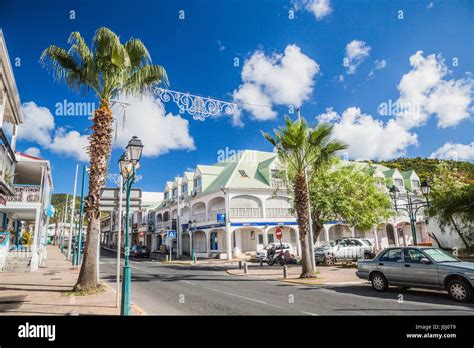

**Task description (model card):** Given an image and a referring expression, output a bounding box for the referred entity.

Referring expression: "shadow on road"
[301,284,474,309]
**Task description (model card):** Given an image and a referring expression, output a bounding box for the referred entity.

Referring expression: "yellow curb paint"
[101,282,147,315]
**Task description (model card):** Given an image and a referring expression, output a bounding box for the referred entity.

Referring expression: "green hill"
[375,157,474,183]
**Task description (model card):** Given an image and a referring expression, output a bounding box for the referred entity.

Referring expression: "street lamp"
[188,219,197,262]
[120,136,143,316]
[389,181,431,246]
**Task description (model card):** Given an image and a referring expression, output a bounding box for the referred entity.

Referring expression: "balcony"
[163,220,172,229]
[230,207,263,218]
[6,185,41,204]
[191,212,206,223]
[155,221,163,229]
[208,209,225,222]
[270,178,286,188]
[0,131,16,195]
[266,208,294,218]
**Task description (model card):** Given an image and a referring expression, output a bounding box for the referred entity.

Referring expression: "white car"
[314,238,375,265]
[256,243,294,260]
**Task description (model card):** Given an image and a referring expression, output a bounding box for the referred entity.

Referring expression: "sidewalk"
[227,263,366,286]
[0,245,144,315]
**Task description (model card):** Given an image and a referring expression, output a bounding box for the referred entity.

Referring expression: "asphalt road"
[99,248,474,316]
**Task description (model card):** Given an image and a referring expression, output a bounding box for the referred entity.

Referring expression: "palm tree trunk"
[294,171,316,278]
[75,103,113,291]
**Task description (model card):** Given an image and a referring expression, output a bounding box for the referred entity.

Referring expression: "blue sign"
[217,213,226,223]
[167,230,176,239]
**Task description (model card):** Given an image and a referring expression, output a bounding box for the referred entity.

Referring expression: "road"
[99,249,474,315]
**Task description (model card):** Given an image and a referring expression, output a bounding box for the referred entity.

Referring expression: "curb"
[226,269,365,287]
[101,282,147,316]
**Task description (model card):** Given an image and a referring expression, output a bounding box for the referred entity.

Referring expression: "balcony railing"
[191,212,207,223]
[163,220,172,229]
[0,137,16,193]
[155,221,163,229]
[230,207,263,218]
[208,208,225,221]
[270,178,286,188]
[7,185,41,204]
[266,208,294,218]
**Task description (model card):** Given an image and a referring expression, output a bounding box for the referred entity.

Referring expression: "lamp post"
[120,136,144,316]
[389,180,431,246]
[188,219,197,262]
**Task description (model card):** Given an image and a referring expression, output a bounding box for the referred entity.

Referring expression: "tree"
[262,117,347,278]
[429,162,474,250]
[308,160,393,240]
[40,28,168,290]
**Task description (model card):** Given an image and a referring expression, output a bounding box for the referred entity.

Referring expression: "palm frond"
[124,38,151,68]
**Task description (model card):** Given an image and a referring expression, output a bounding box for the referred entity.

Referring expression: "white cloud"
[430,142,474,162]
[48,128,90,162]
[302,0,332,20]
[233,44,319,123]
[17,102,55,146]
[112,94,195,157]
[369,59,387,77]
[316,107,340,123]
[427,2,434,9]
[24,147,41,158]
[344,40,371,74]
[317,107,418,160]
[395,51,473,129]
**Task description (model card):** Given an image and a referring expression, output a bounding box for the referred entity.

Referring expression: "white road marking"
[182,280,196,285]
[301,311,319,316]
[208,288,285,309]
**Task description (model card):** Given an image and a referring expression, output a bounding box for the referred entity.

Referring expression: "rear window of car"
[379,248,402,262]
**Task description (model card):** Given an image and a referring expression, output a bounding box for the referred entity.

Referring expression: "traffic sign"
[275,227,283,240]
[167,230,176,239]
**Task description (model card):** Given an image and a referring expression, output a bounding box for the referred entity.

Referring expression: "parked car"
[256,243,294,260]
[130,245,151,258]
[315,238,375,265]
[356,246,474,303]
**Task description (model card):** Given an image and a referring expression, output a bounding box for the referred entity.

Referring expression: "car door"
[334,239,348,259]
[403,248,439,286]
[351,239,365,259]
[377,248,404,283]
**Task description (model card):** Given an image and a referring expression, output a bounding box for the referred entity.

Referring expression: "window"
[164,192,169,200]
[423,248,460,263]
[351,240,363,246]
[250,231,255,240]
[172,188,177,198]
[210,232,218,251]
[268,234,275,244]
[238,170,249,177]
[379,248,402,262]
[271,169,280,178]
[182,183,188,194]
[394,179,404,187]
[194,177,202,188]
[258,234,264,244]
[411,180,420,189]
[404,248,426,263]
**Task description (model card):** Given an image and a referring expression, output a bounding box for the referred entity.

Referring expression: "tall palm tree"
[262,116,347,278]
[40,28,168,290]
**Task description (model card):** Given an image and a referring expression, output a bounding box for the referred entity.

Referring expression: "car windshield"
[320,241,336,248]
[264,244,275,250]
[423,248,460,262]
[363,239,373,246]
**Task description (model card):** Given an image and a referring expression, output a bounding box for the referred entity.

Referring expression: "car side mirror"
[420,257,431,265]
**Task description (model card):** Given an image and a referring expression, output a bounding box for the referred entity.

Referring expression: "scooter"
[266,248,285,266]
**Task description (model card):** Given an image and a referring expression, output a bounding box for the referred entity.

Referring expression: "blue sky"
[0,0,473,194]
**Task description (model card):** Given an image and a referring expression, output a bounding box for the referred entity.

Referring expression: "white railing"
[208,208,225,221]
[155,221,163,229]
[230,207,263,218]
[270,178,286,188]
[0,143,15,190]
[163,220,172,229]
[191,212,207,223]
[7,185,41,203]
[265,208,294,218]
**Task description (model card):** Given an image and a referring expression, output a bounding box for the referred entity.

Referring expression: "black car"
[130,245,151,258]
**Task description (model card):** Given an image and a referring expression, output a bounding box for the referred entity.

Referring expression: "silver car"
[356,246,474,302]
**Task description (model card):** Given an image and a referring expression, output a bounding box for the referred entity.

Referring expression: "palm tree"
[40,28,168,290]
[262,116,347,278]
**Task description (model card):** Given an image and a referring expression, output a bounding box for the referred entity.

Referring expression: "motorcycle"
[266,247,285,266]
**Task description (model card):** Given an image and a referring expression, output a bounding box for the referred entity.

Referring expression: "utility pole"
[67,164,79,262]
[116,174,123,308]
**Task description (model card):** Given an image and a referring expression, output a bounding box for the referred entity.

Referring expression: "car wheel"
[371,272,388,292]
[324,255,335,266]
[447,279,473,303]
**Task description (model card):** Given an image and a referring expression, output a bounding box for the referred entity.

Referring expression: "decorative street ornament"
[153,87,237,121]
[107,173,142,187]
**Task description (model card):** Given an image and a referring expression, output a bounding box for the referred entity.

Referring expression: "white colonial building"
[0,31,54,272]
[148,150,299,260]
